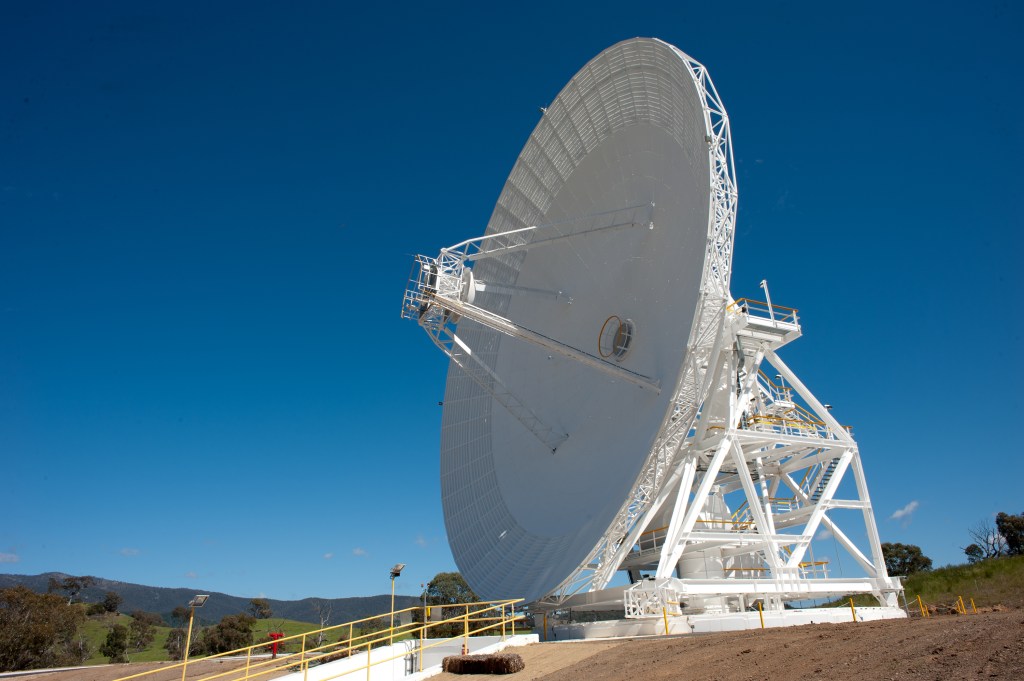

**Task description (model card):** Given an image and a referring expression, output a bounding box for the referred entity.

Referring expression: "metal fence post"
[301,633,308,681]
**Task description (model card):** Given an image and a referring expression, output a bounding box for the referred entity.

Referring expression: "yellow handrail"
[112,599,523,681]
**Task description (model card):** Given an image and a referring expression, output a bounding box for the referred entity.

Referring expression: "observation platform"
[730,298,801,348]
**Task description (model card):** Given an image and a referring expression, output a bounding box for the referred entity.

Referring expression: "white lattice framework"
[614,299,902,615]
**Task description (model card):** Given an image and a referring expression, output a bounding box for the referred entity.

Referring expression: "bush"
[101,591,123,614]
[129,610,164,627]
[881,542,932,576]
[996,512,1024,556]
[0,587,88,671]
[200,614,256,654]
[164,628,200,661]
[99,625,129,663]
[128,617,156,652]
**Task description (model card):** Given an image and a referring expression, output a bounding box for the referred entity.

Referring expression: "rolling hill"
[0,572,420,626]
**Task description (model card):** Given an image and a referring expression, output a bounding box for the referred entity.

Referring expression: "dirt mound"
[443,652,525,674]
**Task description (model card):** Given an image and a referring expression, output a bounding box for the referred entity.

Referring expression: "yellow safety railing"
[112,599,523,681]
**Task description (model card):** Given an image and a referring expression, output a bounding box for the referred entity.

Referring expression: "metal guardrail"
[729,298,799,325]
[112,600,523,681]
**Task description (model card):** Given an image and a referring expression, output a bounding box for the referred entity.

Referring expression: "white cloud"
[323,552,334,560]
[414,535,428,548]
[120,548,140,556]
[352,547,367,557]
[0,552,19,563]
[185,571,198,579]
[888,499,921,524]
[815,528,833,541]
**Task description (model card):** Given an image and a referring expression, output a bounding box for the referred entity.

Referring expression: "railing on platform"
[728,298,799,325]
[112,599,523,681]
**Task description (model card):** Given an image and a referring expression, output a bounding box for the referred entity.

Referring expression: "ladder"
[810,458,840,502]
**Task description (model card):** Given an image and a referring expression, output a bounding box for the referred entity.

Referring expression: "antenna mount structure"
[402,38,903,636]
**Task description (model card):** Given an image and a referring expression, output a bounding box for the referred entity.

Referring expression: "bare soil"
[11,657,263,681]
[16,610,1024,681]
[437,609,1024,681]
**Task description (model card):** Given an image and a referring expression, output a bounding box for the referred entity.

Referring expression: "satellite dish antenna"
[403,38,902,627]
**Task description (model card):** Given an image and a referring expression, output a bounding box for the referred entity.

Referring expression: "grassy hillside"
[834,554,1024,611]
[902,554,1024,610]
[81,611,346,665]
[81,612,174,665]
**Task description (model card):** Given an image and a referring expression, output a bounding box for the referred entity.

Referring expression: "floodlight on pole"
[389,564,405,645]
[181,595,209,681]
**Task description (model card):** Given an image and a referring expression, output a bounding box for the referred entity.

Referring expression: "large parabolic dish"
[411,38,737,604]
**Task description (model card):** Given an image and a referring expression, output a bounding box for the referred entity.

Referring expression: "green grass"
[80,614,330,665]
[81,612,133,664]
[81,612,176,665]
[823,554,1024,611]
[902,554,1024,610]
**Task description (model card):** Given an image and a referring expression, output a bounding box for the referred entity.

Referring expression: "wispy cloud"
[889,500,919,527]
[185,571,198,579]
[414,535,428,548]
[352,547,367,557]
[323,552,334,560]
[815,527,833,541]
[120,548,140,556]
[0,552,19,563]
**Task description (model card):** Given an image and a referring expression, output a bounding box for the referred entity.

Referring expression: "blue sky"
[1,0,1020,600]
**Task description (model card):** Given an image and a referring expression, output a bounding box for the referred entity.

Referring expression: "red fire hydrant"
[268,632,284,659]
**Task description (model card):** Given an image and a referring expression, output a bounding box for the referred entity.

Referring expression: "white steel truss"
[612,298,901,615]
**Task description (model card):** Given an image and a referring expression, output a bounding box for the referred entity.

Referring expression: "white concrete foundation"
[547,606,906,640]
[273,634,538,681]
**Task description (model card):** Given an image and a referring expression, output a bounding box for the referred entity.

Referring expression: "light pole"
[389,564,405,645]
[181,595,208,681]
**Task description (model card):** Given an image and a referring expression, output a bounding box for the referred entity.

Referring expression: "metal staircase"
[811,458,840,502]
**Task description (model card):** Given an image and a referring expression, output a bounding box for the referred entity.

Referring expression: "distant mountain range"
[0,572,420,627]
